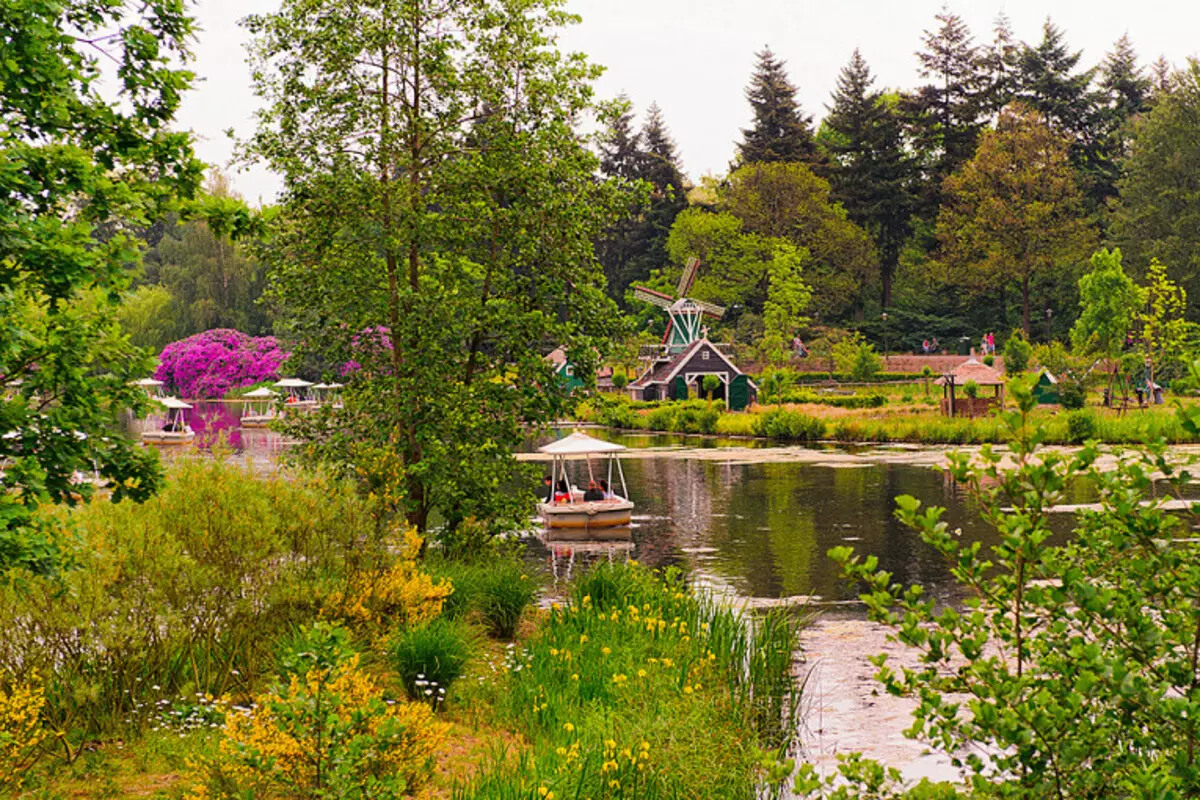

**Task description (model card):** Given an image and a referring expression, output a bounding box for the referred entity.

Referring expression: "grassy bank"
[578,395,1200,446]
[5,460,801,799]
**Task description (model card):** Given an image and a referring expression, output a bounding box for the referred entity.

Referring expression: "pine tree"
[906,8,988,188]
[596,100,687,303]
[979,13,1020,117]
[598,94,643,180]
[825,49,915,308]
[737,47,818,166]
[1100,34,1151,121]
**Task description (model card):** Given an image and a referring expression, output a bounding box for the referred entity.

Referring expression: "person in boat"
[542,475,553,502]
[554,479,571,503]
[600,479,617,501]
[583,480,604,502]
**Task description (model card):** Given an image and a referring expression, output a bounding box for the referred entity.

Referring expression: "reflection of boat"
[240,387,277,428]
[537,432,633,534]
[142,397,195,444]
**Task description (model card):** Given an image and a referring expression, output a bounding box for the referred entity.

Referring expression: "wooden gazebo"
[935,356,1005,418]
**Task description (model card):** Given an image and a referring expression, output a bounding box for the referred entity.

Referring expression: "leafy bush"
[195,635,446,798]
[963,379,979,398]
[390,618,474,705]
[155,328,288,398]
[1003,330,1032,372]
[478,560,538,639]
[752,409,826,441]
[1057,380,1087,410]
[0,460,435,745]
[825,377,1200,797]
[0,676,46,792]
[982,354,994,367]
[833,334,882,382]
[1065,409,1097,443]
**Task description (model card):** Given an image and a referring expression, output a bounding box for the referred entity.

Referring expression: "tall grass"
[456,562,805,800]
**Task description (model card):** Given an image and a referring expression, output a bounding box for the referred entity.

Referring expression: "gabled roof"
[630,339,750,388]
[935,357,1005,386]
[545,347,568,368]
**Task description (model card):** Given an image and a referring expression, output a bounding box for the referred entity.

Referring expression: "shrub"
[963,380,979,399]
[833,334,882,382]
[1057,380,1087,410]
[752,409,826,441]
[0,675,46,791]
[1003,330,1032,372]
[1065,409,1097,443]
[155,328,288,399]
[390,618,474,705]
[612,370,629,390]
[478,560,538,639]
[195,643,446,798]
[982,354,994,367]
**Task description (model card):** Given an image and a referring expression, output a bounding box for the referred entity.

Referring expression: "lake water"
[139,404,1129,779]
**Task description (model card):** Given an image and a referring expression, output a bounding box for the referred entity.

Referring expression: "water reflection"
[127,400,294,468]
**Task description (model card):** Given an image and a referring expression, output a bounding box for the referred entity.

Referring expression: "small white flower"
[424,689,433,696]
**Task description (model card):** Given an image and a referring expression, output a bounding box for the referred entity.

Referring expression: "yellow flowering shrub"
[195,654,447,798]
[0,675,47,791]
[324,527,452,628]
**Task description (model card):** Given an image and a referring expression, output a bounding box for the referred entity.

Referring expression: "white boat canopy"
[274,378,314,388]
[158,396,192,410]
[244,387,277,398]
[538,431,626,456]
[326,382,345,389]
[312,383,330,390]
[133,378,164,387]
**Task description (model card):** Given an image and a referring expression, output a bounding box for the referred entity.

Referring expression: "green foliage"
[612,370,629,390]
[478,561,539,640]
[1071,248,1144,356]
[751,409,826,441]
[826,376,1200,797]
[245,0,625,535]
[737,47,819,166]
[276,622,357,678]
[1112,60,1200,316]
[1057,380,1087,409]
[1138,257,1188,384]
[0,0,204,576]
[937,106,1095,336]
[460,562,803,799]
[390,618,475,705]
[702,374,723,400]
[981,354,994,367]
[0,460,406,748]
[1002,329,1032,372]
[833,333,883,382]
[962,379,979,398]
[1065,408,1097,442]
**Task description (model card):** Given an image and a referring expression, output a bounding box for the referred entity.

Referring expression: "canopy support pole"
[617,457,629,501]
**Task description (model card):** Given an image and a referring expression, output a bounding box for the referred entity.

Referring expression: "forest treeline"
[125,10,1200,360]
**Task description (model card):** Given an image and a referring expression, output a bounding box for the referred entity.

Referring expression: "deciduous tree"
[938,106,1095,337]
[0,0,203,575]
[243,0,623,534]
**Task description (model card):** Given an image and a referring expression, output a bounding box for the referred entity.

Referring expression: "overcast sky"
[178,0,1200,205]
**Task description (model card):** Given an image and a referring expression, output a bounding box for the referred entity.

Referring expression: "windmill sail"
[677,256,701,297]
[692,299,727,319]
[632,286,674,309]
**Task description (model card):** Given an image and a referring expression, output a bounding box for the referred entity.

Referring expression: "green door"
[729,374,751,411]
[672,375,688,400]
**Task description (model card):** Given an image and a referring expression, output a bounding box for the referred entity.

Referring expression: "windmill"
[632,257,726,354]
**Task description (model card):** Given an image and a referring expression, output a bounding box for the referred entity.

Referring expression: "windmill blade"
[677,256,701,297]
[693,299,726,319]
[632,286,673,309]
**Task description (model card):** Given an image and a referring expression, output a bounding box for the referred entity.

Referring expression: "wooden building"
[935,356,1005,417]
[545,347,612,394]
[628,337,756,411]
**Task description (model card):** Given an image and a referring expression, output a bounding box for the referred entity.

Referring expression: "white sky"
[179,0,1200,205]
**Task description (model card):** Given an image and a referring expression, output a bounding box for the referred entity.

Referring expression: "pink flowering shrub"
[340,326,393,377]
[155,329,289,399]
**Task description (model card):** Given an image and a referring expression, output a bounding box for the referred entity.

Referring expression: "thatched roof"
[935,357,1005,386]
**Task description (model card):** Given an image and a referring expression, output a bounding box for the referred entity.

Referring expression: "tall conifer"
[825,50,915,308]
[737,48,818,166]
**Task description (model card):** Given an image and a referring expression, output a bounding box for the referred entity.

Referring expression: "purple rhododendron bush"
[155,329,289,399]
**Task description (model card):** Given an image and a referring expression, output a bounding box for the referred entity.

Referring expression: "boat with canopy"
[131,377,165,398]
[274,378,317,410]
[537,431,633,533]
[240,387,277,428]
[141,397,195,444]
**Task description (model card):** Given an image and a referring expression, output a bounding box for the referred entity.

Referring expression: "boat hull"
[142,431,195,445]
[240,415,275,428]
[538,500,633,531]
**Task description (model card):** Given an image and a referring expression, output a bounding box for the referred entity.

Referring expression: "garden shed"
[628,337,756,410]
[1033,369,1059,404]
[935,356,1005,418]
